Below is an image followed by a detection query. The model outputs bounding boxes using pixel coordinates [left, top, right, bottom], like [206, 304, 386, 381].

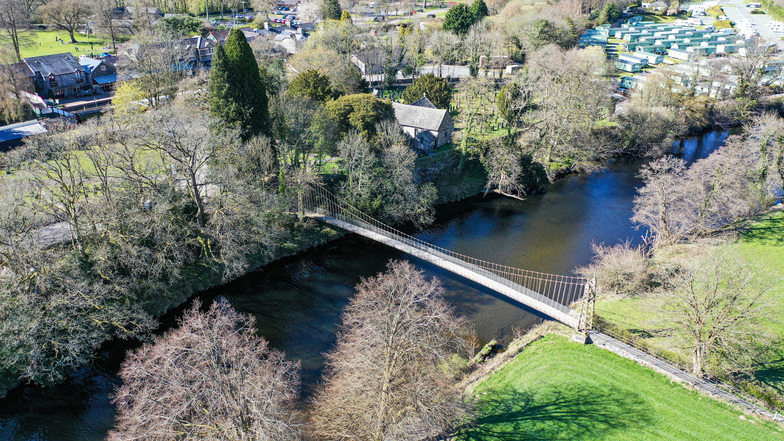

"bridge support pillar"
[571, 332, 591, 344]
[576, 277, 597, 336]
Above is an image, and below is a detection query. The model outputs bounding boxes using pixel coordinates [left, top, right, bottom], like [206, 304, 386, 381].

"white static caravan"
[668, 48, 692, 61]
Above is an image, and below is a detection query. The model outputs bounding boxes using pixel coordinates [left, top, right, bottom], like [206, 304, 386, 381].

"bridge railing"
[302, 183, 588, 314]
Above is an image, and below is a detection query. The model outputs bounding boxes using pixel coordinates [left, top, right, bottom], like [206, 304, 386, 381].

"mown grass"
[19, 31, 118, 59]
[458, 335, 784, 441]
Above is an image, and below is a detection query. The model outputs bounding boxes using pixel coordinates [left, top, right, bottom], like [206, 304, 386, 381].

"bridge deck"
[308, 213, 580, 328]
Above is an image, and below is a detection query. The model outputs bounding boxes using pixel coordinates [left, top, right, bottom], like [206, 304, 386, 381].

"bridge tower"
[576, 277, 596, 334]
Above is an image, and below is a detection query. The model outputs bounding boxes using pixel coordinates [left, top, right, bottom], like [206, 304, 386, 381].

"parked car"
[416, 8, 423, 12]
[426, 13, 436, 18]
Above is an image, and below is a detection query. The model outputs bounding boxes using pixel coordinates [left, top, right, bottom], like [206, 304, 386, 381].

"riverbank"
[594, 207, 784, 410]
[457, 333, 784, 440]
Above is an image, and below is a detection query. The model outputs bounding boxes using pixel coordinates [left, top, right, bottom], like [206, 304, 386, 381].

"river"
[0, 129, 731, 440]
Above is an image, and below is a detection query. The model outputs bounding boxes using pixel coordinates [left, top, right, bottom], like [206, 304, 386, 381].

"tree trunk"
[692, 345, 704, 376]
[68, 28, 77, 43]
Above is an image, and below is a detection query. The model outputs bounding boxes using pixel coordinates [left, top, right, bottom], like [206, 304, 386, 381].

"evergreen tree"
[597, 1, 621, 25]
[443, 4, 475, 35]
[321, 0, 342, 20]
[401, 73, 452, 109]
[469, 0, 488, 22]
[287, 69, 336, 102]
[210, 28, 270, 140]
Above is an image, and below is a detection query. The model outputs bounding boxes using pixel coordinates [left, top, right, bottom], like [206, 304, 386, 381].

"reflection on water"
[0, 130, 731, 440]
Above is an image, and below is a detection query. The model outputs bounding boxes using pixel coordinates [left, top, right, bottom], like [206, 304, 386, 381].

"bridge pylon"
[577, 277, 596, 333]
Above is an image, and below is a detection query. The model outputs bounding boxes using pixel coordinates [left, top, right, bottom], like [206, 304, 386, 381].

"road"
[719, 0, 784, 50]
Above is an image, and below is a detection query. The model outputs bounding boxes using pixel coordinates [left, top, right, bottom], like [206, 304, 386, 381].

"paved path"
[588, 330, 784, 423]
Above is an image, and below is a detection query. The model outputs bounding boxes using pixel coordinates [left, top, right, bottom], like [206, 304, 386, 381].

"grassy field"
[19, 31, 114, 59]
[458, 335, 784, 441]
[595, 210, 784, 336]
[595, 209, 784, 403]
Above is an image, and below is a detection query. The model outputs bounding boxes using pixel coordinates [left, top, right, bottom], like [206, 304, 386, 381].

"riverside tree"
[664, 244, 774, 377]
[110, 299, 302, 440]
[309, 260, 472, 441]
[209, 28, 271, 140]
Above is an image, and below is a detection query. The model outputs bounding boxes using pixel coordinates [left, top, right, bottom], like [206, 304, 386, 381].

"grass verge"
[458, 334, 784, 440]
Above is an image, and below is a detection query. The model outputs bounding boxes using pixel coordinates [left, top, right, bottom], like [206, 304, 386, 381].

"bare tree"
[0, 48, 33, 123]
[133, 109, 215, 228]
[39, 0, 92, 43]
[525, 44, 612, 179]
[94, 0, 130, 52]
[0, 0, 32, 62]
[727, 40, 781, 99]
[576, 242, 647, 298]
[309, 260, 472, 441]
[110, 299, 302, 441]
[119, 38, 186, 108]
[428, 30, 460, 78]
[631, 156, 691, 247]
[663, 244, 775, 377]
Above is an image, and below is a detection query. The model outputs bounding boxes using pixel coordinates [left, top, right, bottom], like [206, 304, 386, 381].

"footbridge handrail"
[302, 183, 593, 328]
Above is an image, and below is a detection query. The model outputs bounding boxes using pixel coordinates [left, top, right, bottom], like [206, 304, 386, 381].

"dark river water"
[0, 129, 730, 441]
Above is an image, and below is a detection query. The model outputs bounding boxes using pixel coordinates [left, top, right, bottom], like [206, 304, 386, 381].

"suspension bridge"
[302, 184, 596, 331]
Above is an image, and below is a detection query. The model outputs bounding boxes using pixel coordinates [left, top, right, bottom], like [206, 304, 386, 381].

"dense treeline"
[0, 26, 439, 393]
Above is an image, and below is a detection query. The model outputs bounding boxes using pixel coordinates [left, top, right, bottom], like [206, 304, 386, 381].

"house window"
[75, 69, 83, 83]
[100, 65, 106, 72]
[48, 74, 57, 88]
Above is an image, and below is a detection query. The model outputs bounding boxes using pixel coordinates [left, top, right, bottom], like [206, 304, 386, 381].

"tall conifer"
[321, 0, 342, 20]
[209, 28, 270, 140]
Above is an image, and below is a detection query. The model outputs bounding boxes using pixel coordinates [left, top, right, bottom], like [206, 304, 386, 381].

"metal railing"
[302, 183, 589, 315]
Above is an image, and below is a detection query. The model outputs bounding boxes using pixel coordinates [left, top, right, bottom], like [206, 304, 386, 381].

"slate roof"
[78, 56, 103, 73]
[410, 96, 437, 109]
[296, 22, 317, 32]
[25, 53, 85, 77]
[392, 102, 449, 131]
[207, 30, 230, 43]
[0, 120, 47, 145]
[182, 36, 213, 50]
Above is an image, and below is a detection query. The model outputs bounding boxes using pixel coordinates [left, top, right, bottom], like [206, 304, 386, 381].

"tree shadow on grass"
[739, 214, 784, 246]
[458, 382, 652, 441]
[752, 347, 784, 395]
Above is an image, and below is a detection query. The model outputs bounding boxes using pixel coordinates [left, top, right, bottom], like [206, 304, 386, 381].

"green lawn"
[458, 335, 784, 441]
[19, 30, 115, 59]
